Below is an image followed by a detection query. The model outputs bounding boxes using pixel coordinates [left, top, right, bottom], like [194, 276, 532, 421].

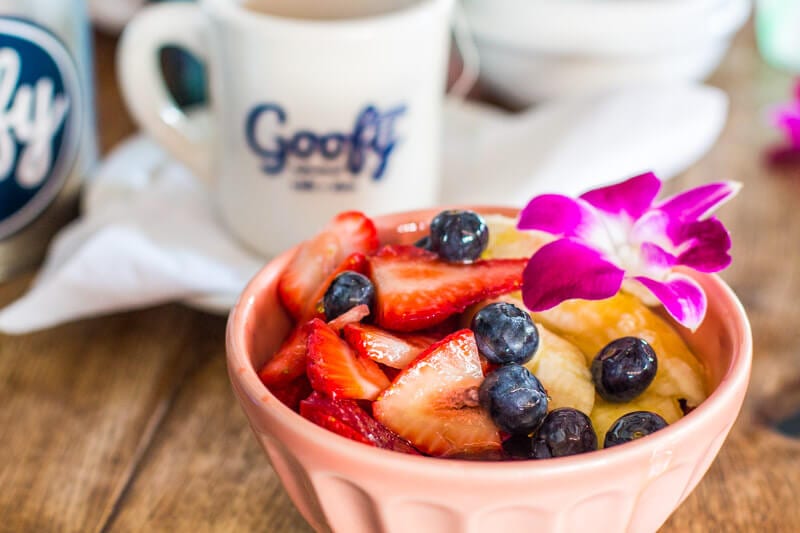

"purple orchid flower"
[518, 172, 741, 330]
[767, 79, 800, 167]
[771, 79, 800, 148]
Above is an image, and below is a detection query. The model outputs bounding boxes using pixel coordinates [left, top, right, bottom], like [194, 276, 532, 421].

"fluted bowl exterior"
[226, 207, 752, 533]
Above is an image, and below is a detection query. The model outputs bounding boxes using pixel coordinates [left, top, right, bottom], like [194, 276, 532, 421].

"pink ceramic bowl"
[226, 207, 752, 533]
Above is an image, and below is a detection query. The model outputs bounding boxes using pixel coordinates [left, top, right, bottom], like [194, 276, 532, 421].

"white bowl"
[462, 0, 751, 105]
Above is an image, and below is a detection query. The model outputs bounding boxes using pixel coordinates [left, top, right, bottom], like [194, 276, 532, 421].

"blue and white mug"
[118, 0, 454, 257]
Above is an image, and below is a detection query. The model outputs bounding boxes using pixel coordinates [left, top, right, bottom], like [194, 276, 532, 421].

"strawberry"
[278, 212, 378, 320]
[343, 323, 437, 369]
[259, 306, 370, 392]
[269, 375, 312, 411]
[367, 246, 527, 332]
[306, 319, 390, 401]
[300, 392, 419, 455]
[327, 304, 370, 333]
[373, 329, 502, 457]
[416, 315, 462, 339]
[258, 323, 310, 388]
[372, 244, 435, 259]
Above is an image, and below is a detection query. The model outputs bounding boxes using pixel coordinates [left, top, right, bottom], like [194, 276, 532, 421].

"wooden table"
[2, 25, 799, 533]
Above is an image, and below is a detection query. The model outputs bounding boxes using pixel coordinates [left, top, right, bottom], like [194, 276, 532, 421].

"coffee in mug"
[240, 0, 421, 20]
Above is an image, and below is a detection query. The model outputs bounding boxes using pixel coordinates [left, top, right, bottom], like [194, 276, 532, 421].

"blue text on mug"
[245, 102, 406, 192]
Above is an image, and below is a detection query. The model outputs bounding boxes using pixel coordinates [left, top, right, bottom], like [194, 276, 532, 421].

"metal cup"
[0, 0, 98, 280]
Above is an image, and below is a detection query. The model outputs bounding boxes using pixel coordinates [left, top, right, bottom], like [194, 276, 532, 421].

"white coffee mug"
[118, 0, 454, 257]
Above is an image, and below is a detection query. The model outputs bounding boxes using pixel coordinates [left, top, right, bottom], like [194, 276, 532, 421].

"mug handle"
[117, 3, 212, 183]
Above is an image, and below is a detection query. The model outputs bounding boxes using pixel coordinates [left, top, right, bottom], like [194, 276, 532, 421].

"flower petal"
[630, 210, 674, 252]
[579, 172, 661, 220]
[639, 242, 677, 272]
[766, 145, 800, 167]
[518, 194, 595, 237]
[656, 181, 742, 222]
[517, 195, 616, 254]
[675, 218, 732, 272]
[785, 116, 800, 146]
[772, 108, 800, 146]
[770, 102, 800, 146]
[522, 239, 624, 311]
[634, 273, 707, 330]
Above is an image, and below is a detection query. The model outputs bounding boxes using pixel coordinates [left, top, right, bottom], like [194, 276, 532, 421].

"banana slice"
[530, 292, 707, 408]
[482, 214, 552, 259]
[467, 293, 595, 415]
[525, 326, 594, 415]
[591, 393, 683, 447]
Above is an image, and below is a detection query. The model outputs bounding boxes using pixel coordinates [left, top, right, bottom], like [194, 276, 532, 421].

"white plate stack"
[462, 0, 751, 105]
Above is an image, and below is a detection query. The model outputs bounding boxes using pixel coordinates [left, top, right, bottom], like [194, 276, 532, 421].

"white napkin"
[0, 84, 728, 334]
[442, 84, 728, 203]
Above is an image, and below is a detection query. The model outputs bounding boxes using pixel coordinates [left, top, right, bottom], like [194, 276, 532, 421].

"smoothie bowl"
[226, 174, 751, 533]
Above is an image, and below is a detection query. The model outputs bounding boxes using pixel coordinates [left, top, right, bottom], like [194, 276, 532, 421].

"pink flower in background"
[518, 172, 741, 330]
[771, 79, 800, 147]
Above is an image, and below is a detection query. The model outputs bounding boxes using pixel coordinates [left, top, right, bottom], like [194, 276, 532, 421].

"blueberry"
[471, 302, 539, 365]
[531, 408, 597, 458]
[323, 271, 375, 321]
[502, 433, 534, 460]
[429, 210, 489, 263]
[591, 337, 657, 403]
[414, 235, 433, 251]
[604, 411, 668, 448]
[479, 364, 548, 435]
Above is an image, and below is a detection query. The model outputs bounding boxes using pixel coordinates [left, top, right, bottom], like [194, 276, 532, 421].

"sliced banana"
[468, 293, 595, 415]
[482, 214, 552, 260]
[591, 393, 683, 447]
[525, 326, 594, 415]
[530, 292, 707, 408]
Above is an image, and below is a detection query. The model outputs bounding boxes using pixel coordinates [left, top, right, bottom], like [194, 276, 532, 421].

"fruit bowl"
[226, 206, 751, 533]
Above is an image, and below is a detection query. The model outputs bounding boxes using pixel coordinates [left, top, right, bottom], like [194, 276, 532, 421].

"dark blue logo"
[0, 17, 81, 239]
[245, 103, 406, 191]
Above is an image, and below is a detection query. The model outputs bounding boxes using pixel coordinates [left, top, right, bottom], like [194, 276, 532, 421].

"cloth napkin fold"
[0, 84, 728, 334]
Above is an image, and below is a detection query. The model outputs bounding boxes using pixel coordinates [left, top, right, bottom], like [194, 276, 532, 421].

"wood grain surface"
[1, 24, 799, 533]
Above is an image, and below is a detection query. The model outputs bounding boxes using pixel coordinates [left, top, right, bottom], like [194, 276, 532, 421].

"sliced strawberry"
[258, 323, 311, 387]
[306, 319, 390, 401]
[259, 305, 371, 392]
[278, 212, 378, 320]
[367, 246, 527, 332]
[343, 323, 437, 369]
[278, 232, 340, 320]
[307, 252, 369, 320]
[300, 392, 419, 454]
[269, 375, 312, 411]
[417, 315, 461, 339]
[373, 329, 502, 457]
[327, 304, 370, 333]
[380, 365, 401, 382]
[331, 211, 380, 255]
[372, 244, 436, 259]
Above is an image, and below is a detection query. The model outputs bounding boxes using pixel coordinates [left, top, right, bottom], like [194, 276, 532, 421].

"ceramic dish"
[462, 0, 751, 105]
[226, 206, 752, 533]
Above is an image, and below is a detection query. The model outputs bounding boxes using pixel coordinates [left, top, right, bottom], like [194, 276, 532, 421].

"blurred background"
[89, 0, 800, 107]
